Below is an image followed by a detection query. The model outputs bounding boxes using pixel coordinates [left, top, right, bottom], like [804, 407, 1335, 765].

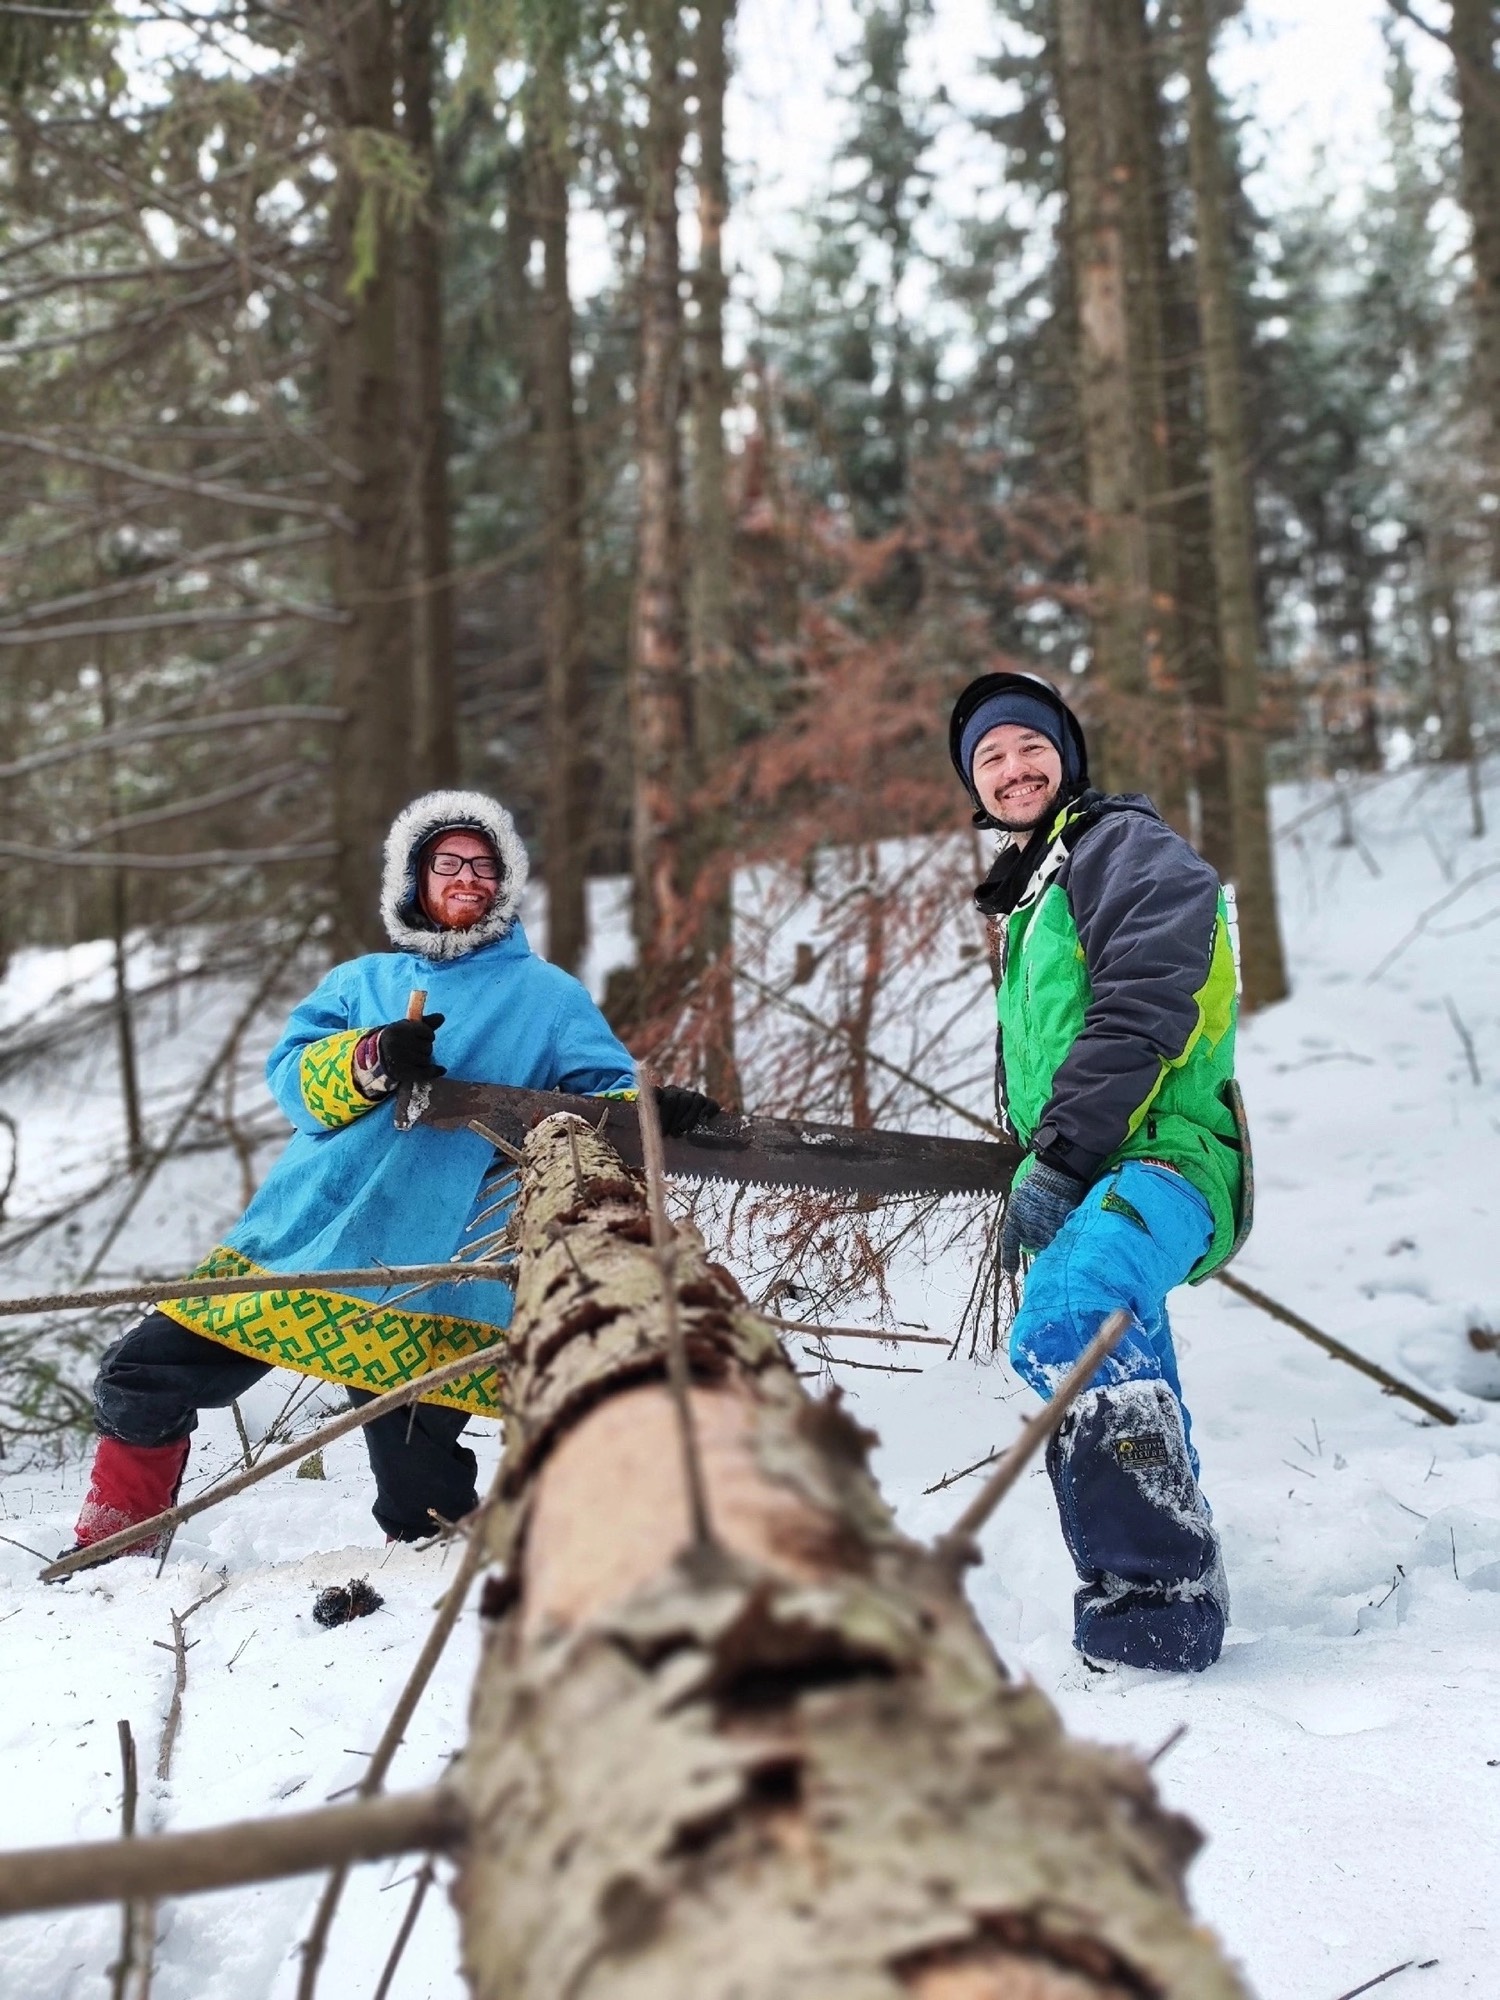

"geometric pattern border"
[157, 1245, 503, 1417]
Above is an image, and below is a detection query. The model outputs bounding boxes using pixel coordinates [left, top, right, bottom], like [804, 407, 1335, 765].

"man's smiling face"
[971, 723, 1064, 836]
[419, 829, 500, 929]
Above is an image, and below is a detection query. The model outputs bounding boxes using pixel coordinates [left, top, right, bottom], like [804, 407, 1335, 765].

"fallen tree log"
[450, 1110, 1249, 2000]
[1, 1110, 1250, 1999]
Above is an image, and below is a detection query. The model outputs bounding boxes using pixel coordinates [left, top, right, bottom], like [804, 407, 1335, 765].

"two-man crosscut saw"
[393, 1076, 1460, 1425]
[397, 1077, 1022, 1198]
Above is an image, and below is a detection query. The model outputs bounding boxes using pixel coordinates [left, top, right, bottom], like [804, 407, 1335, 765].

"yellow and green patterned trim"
[158, 1246, 503, 1416]
[299, 1030, 375, 1130]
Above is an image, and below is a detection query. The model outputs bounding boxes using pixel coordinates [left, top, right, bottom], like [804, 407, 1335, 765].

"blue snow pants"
[1008, 1160, 1213, 1460]
[1009, 1161, 1226, 1672]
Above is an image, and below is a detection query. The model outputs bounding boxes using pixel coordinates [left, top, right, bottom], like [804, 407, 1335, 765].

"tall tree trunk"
[1183, 0, 1288, 1010]
[322, 0, 414, 959]
[689, 0, 740, 1103]
[399, 0, 458, 791]
[1163, 273, 1234, 873]
[452, 1112, 1250, 2000]
[1118, 0, 1191, 834]
[527, 63, 590, 976]
[1055, 0, 1153, 793]
[1426, 525, 1486, 836]
[626, 0, 691, 992]
[98, 652, 145, 1173]
[1452, 0, 1500, 440]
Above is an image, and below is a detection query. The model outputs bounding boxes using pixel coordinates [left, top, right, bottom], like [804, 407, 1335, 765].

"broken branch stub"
[451, 1113, 1248, 2000]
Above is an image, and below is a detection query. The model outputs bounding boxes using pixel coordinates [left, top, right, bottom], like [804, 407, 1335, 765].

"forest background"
[1, 0, 1497, 1412]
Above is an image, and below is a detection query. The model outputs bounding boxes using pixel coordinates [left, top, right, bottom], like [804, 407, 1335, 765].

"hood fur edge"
[380, 789, 531, 962]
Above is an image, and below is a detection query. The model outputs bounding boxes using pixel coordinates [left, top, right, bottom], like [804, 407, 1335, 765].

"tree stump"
[453, 1113, 1248, 2000]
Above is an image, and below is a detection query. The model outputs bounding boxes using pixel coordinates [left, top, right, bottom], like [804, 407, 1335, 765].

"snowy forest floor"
[2, 764, 1498, 2000]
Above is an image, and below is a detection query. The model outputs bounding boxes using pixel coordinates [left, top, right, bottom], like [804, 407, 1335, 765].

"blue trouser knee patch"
[1008, 1161, 1212, 1464]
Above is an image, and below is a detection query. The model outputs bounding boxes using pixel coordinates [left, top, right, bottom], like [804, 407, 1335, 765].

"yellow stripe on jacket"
[157, 1247, 502, 1416]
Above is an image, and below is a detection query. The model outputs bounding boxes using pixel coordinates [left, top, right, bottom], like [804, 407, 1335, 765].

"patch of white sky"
[705, 0, 1458, 365]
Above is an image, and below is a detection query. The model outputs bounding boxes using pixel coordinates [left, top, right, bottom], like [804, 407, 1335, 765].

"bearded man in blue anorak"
[70, 790, 714, 1554]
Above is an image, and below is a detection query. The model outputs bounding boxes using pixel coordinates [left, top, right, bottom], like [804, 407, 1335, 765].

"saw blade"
[397, 1078, 1020, 1199]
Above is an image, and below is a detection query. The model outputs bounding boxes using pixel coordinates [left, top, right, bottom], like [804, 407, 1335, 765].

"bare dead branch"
[0, 706, 344, 783]
[935, 1311, 1131, 1568]
[1213, 1270, 1459, 1425]
[0, 839, 337, 871]
[766, 1314, 949, 1348]
[0, 526, 329, 632]
[0, 1789, 463, 1917]
[0, 600, 348, 644]
[153, 1583, 228, 1783]
[294, 1461, 506, 2000]
[0, 430, 353, 529]
[371, 1858, 435, 2000]
[39, 1327, 510, 1581]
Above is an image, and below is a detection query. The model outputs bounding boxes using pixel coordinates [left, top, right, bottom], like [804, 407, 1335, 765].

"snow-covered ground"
[2, 767, 1498, 2000]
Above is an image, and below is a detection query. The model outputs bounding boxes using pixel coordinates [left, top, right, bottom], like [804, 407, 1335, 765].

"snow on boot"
[1046, 1380, 1227, 1674]
[72, 1434, 190, 1557]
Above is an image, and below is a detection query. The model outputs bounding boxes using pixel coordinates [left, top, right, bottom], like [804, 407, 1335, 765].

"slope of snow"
[1, 768, 1497, 2000]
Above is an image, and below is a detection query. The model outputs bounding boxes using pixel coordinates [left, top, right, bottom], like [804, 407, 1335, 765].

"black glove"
[999, 1158, 1087, 1274]
[654, 1083, 721, 1136]
[375, 1012, 446, 1087]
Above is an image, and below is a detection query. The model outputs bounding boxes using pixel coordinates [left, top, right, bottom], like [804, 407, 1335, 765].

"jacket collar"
[972, 788, 1162, 917]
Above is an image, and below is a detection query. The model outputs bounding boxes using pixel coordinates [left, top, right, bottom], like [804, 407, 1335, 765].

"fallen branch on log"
[0, 1260, 515, 1322]
[0, 1790, 462, 1917]
[39, 1335, 509, 1581]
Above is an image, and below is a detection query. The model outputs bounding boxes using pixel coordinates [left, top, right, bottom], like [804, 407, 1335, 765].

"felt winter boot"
[1046, 1379, 1227, 1673]
[72, 1434, 191, 1556]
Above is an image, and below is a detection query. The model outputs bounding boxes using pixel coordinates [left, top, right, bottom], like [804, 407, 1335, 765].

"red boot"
[72, 1435, 191, 1556]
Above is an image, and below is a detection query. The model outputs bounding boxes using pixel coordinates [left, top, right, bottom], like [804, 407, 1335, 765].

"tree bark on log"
[449, 1113, 1249, 2000]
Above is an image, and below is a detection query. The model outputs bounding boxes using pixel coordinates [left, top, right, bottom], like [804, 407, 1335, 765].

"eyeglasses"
[428, 852, 500, 880]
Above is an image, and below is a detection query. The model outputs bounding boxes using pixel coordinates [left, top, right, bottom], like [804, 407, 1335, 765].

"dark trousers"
[93, 1311, 479, 1541]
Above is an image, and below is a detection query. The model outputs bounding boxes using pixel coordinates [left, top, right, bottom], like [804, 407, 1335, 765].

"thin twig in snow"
[935, 1312, 1130, 1569]
[293, 1461, 506, 2000]
[153, 1582, 228, 1781]
[108, 1720, 139, 2000]
[372, 1857, 436, 2000]
[1443, 996, 1482, 1084]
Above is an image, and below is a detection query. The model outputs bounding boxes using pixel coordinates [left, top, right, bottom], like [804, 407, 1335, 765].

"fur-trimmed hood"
[380, 789, 530, 961]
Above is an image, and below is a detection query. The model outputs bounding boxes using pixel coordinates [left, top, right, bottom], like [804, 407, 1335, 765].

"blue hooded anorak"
[159, 792, 634, 1413]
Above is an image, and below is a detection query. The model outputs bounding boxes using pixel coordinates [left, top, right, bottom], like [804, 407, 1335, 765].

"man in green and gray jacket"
[950, 672, 1250, 1672]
